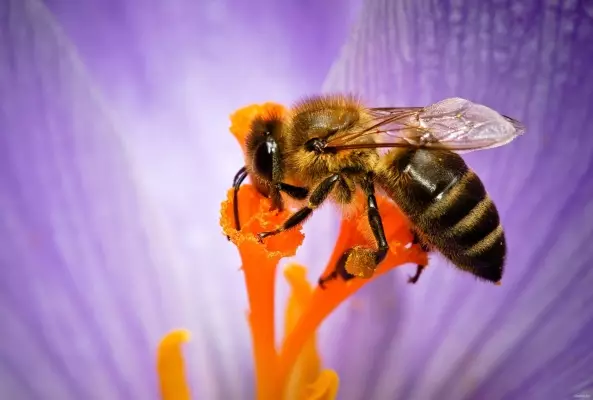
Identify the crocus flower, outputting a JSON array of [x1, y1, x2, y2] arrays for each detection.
[[2, 1, 593, 400]]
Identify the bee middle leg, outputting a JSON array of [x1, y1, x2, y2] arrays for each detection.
[[318, 173, 389, 287], [257, 174, 340, 241]]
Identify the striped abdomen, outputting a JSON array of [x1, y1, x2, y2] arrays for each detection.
[[376, 149, 505, 282]]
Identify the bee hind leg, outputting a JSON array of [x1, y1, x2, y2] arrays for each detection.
[[408, 265, 426, 284], [318, 250, 357, 289], [408, 231, 430, 284], [318, 173, 389, 288]]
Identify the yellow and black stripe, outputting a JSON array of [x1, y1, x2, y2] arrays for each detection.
[[377, 148, 505, 282]]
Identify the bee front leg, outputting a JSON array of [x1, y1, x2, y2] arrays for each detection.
[[270, 182, 309, 213], [269, 187, 284, 212], [275, 182, 309, 200], [231, 166, 249, 235], [257, 174, 340, 241]]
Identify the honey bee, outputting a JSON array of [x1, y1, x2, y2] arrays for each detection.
[[231, 95, 524, 287]]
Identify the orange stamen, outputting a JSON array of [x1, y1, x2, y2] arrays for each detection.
[[157, 330, 192, 400], [277, 195, 427, 388], [282, 264, 341, 400], [283, 264, 322, 400], [220, 102, 427, 400], [306, 370, 340, 400], [220, 178, 305, 399], [153, 102, 428, 400]]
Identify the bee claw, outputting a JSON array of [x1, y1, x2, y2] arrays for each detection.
[[256, 230, 277, 243], [407, 264, 425, 284]]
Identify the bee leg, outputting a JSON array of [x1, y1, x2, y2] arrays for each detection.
[[230, 166, 248, 239], [275, 182, 309, 200], [408, 231, 430, 284], [269, 182, 309, 212], [363, 174, 389, 266], [318, 250, 356, 289], [257, 174, 340, 241], [342, 173, 389, 278], [269, 188, 284, 212], [408, 265, 426, 284], [318, 174, 389, 286]]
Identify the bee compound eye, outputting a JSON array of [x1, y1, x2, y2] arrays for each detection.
[[254, 141, 274, 181]]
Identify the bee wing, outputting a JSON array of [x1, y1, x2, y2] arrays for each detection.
[[325, 97, 525, 152]]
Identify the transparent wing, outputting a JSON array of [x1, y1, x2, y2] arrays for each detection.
[[325, 97, 525, 152]]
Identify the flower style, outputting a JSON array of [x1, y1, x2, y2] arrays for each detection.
[[155, 103, 427, 399]]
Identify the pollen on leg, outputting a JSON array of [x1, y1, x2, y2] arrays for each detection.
[[344, 246, 377, 278], [277, 194, 428, 386]]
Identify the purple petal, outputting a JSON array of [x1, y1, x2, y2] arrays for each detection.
[[1, 2, 166, 398], [322, 0, 593, 398], [1, 0, 358, 398]]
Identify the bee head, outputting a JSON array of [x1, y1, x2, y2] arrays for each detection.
[[245, 115, 285, 185]]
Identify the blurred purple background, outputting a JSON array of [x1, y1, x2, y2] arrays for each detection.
[[1, 0, 592, 399]]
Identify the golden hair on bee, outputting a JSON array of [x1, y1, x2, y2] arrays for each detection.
[[231, 94, 525, 287], [289, 93, 364, 119]]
